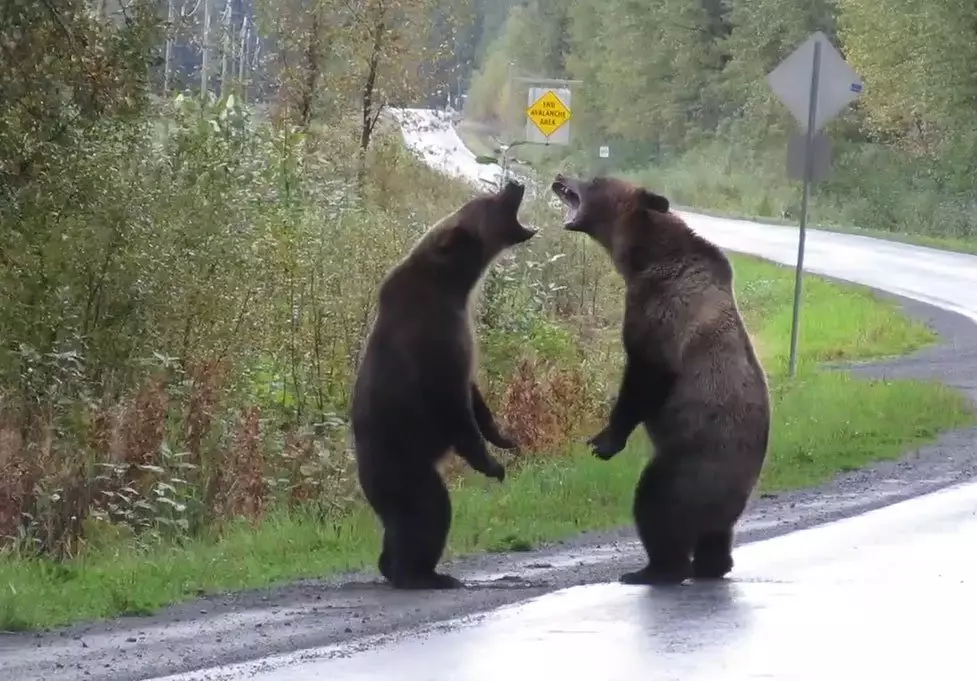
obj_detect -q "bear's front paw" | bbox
[482,457,506,482]
[587,428,626,460]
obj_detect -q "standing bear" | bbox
[550,173,771,585]
[351,179,536,590]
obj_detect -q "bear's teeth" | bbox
[563,203,577,223]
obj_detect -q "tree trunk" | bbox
[200,0,210,98]
[163,0,174,94]
[357,19,385,184]
[238,17,249,98]
[299,9,321,131]
[220,0,231,95]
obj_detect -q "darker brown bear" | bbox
[350,180,536,590]
[551,174,771,585]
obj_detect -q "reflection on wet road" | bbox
[157,479,977,680]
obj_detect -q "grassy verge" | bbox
[1,252,972,632]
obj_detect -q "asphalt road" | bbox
[151,477,977,681]
[2,109,977,681]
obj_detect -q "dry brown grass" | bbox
[0,348,373,555]
[212,406,266,526]
[116,374,169,491]
[498,357,601,458]
[185,358,227,469]
[434,358,601,483]
[0,405,95,558]
[0,423,33,544]
[0,358,258,551]
[438,357,603,483]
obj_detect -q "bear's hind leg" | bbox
[386,467,463,590]
[621,461,693,585]
[378,531,392,580]
[621,530,694,586]
[692,528,734,579]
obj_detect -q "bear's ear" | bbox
[637,188,670,213]
[432,225,481,260]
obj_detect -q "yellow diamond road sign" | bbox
[526,90,571,138]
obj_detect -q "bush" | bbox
[0,88,615,559]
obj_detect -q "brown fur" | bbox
[350,180,535,590]
[551,174,771,585]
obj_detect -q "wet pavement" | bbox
[155,478,977,681]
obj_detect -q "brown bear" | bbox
[350,179,536,590]
[550,173,771,585]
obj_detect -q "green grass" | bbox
[0,255,973,632]
[730,256,937,368]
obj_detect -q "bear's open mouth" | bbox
[550,179,580,227]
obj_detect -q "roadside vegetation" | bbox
[1,0,973,632]
[462,0,977,254]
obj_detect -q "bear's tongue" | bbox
[550,179,580,226]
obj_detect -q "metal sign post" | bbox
[788,40,822,379]
[767,32,863,377]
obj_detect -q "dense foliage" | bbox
[0,0,608,558]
